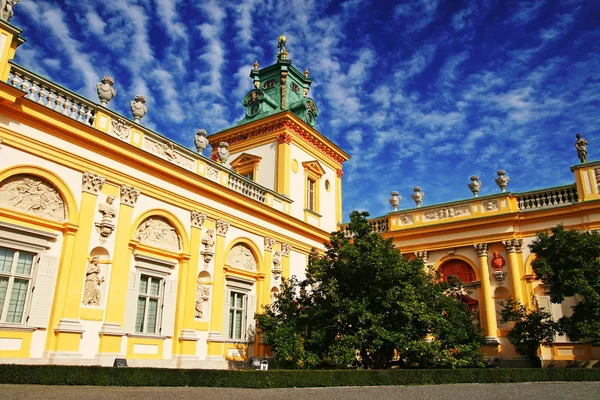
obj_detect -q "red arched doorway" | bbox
[438,259,476,283]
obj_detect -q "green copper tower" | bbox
[238,35,319,127]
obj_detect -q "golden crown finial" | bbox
[304,68,309,78]
[253,60,259,70]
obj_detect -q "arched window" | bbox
[439,259,476,283]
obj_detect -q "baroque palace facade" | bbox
[0,16,597,368]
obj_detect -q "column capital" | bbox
[120,185,140,206]
[474,243,488,257]
[502,239,523,253]
[82,171,106,195]
[281,242,291,257]
[216,219,230,236]
[191,210,206,229]
[264,237,275,252]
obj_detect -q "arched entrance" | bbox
[438,259,479,318]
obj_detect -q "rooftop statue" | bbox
[276,35,288,60]
[0,0,19,23]
[575,133,588,163]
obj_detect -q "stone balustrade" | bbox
[5,63,290,212]
[369,217,389,233]
[8,62,97,125]
[516,185,578,211]
[228,174,266,203]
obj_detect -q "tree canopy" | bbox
[530,224,600,344]
[256,211,484,369]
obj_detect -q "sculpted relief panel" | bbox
[226,243,257,271]
[135,217,181,252]
[423,204,471,222]
[0,174,67,221]
[144,137,194,170]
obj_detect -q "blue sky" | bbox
[10,0,600,220]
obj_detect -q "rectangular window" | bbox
[0,247,36,324]
[228,291,246,340]
[307,178,315,212]
[135,275,163,334]
[243,171,254,181]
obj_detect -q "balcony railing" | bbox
[516,185,578,211]
[228,174,266,203]
[340,216,389,237]
[8,63,98,126]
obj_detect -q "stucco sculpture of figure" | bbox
[272,250,282,280]
[575,133,588,163]
[96,76,116,106]
[82,256,104,306]
[217,142,230,164]
[195,280,210,319]
[0,0,19,22]
[98,195,116,224]
[194,129,209,154]
[491,251,506,272]
[130,95,148,123]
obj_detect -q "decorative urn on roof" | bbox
[411,186,424,207]
[389,191,401,211]
[468,175,482,197]
[217,142,230,164]
[194,129,209,154]
[494,170,509,192]
[130,95,148,123]
[96,76,116,106]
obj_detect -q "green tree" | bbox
[499,298,559,367]
[257,211,484,369]
[530,224,600,344]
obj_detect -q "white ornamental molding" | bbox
[191,210,207,229]
[264,237,275,252]
[82,171,106,195]
[120,185,140,206]
[216,219,230,236]
[502,239,523,253]
[474,243,488,257]
[281,242,291,257]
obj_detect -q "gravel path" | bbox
[2,382,600,400]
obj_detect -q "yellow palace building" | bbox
[0,17,597,368]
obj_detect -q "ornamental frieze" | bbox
[144,137,194,170]
[423,204,471,222]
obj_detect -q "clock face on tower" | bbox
[247,102,260,117]
[306,111,316,126]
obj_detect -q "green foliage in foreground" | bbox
[530,225,600,345]
[257,211,484,369]
[499,298,559,366]
[0,365,599,387]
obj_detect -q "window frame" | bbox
[0,247,37,325]
[135,274,164,335]
[224,276,254,343]
[228,291,247,340]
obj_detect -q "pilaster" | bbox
[281,242,291,279]
[98,185,140,355]
[503,239,524,304]
[46,172,105,357]
[474,243,499,344]
[174,210,205,358]
[336,169,343,225]
[207,219,229,356]
[276,133,291,196]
